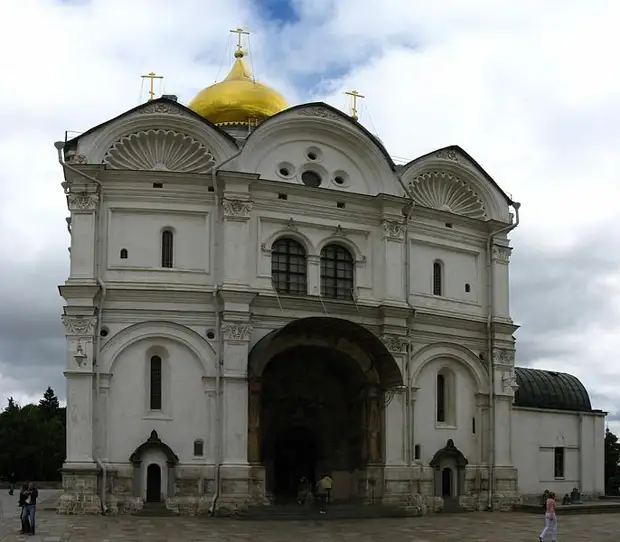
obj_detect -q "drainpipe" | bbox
[208,149,243,516]
[485,201,520,511]
[55,141,109,514]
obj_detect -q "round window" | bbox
[301,170,322,187]
[206,330,215,340]
[334,176,345,185]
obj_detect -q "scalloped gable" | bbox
[246,102,396,172]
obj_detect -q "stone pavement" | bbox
[0,499,617,541]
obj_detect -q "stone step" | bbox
[233,504,413,521]
[132,503,177,517]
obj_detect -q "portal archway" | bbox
[247,317,403,502]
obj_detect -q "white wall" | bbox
[511,407,605,497]
[106,337,212,465]
[412,357,480,464]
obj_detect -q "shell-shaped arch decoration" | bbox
[103,129,215,174]
[408,171,487,220]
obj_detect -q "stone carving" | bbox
[382,220,405,240]
[297,106,341,121]
[137,101,192,117]
[493,348,515,364]
[285,217,298,231]
[221,323,253,341]
[492,246,511,263]
[61,315,98,336]
[222,199,253,218]
[260,243,271,254]
[332,224,346,237]
[66,153,87,164]
[381,334,408,354]
[73,339,87,368]
[103,129,215,174]
[502,373,519,393]
[408,171,487,220]
[435,149,461,162]
[67,194,99,211]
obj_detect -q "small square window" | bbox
[193,439,204,457]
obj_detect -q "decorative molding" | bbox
[307,255,321,264]
[73,339,87,368]
[381,334,408,354]
[296,106,341,121]
[66,153,87,165]
[435,149,461,162]
[408,171,487,220]
[103,129,215,174]
[222,199,253,218]
[67,194,99,211]
[332,224,347,237]
[492,246,511,264]
[260,243,272,255]
[502,373,519,393]
[285,217,298,231]
[221,323,253,342]
[382,220,405,240]
[492,348,515,364]
[136,101,193,117]
[61,315,98,336]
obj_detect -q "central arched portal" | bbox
[247,317,403,503]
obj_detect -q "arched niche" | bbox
[129,430,178,500]
[430,439,469,498]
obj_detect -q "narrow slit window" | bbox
[161,230,174,268]
[554,447,565,478]
[436,373,446,423]
[433,261,443,296]
[150,355,162,411]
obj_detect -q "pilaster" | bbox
[491,243,511,320]
[380,219,406,302]
[66,192,99,282]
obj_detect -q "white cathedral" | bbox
[56,40,605,516]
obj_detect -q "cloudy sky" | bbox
[1,0,620,427]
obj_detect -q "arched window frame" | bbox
[271,237,308,295]
[320,243,355,300]
[161,228,174,268]
[436,367,456,426]
[149,355,163,411]
[120,248,128,259]
[432,260,444,296]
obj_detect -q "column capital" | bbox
[61,315,98,336]
[221,322,253,342]
[67,193,99,212]
[381,219,405,240]
[222,198,253,220]
[380,333,408,354]
[491,244,511,264]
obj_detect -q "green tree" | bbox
[605,427,620,494]
[39,387,60,417]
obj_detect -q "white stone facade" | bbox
[56,98,605,515]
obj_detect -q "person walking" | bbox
[297,476,310,506]
[18,484,31,535]
[8,472,15,496]
[539,490,557,541]
[322,474,333,504]
[23,482,38,536]
[315,476,328,515]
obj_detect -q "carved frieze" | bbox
[407,171,487,220]
[222,199,253,218]
[136,101,193,117]
[221,323,253,342]
[67,194,99,211]
[492,246,511,264]
[381,334,408,354]
[61,315,98,336]
[297,106,341,121]
[382,220,405,240]
[492,348,515,364]
[103,129,215,174]
[435,149,461,162]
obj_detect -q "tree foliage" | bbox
[605,427,620,495]
[0,388,65,482]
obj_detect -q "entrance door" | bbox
[146,463,162,503]
[273,426,318,501]
[441,467,453,497]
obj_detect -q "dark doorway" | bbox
[146,463,162,503]
[273,426,318,500]
[441,467,453,497]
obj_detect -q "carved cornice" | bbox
[382,220,405,240]
[296,106,340,121]
[492,348,515,364]
[492,246,511,264]
[221,322,253,342]
[381,334,408,354]
[222,199,253,219]
[61,315,98,336]
[67,194,99,211]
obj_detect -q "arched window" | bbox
[271,238,307,295]
[432,260,443,296]
[150,355,162,411]
[161,230,174,268]
[120,248,128,259]
[436,373,446,422]
[320,243,354,300]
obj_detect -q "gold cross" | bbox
[230,27,250,52]
[345,90,365,121]
[141,72,164,101]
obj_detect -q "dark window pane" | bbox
[162,230,174,268]
[150,355,162,411]
[320,243,354,300]
[437,374,445,422]
[271,238,308,295]
[433,261,442,296]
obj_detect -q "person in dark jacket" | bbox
[8,472,16,495]
[18,484,30,534]
[23,483,38,535]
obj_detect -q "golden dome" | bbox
[188,50,288,126]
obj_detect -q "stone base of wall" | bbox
[59,462,524,516]
[58,465,102,515]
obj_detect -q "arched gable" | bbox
[264,229,316,256]
[129,430,179,465]
[100,321,216,376]
[64,98,239,168]
[239,102,400,196]
[409,342,487,393]
[400,145,513,223]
